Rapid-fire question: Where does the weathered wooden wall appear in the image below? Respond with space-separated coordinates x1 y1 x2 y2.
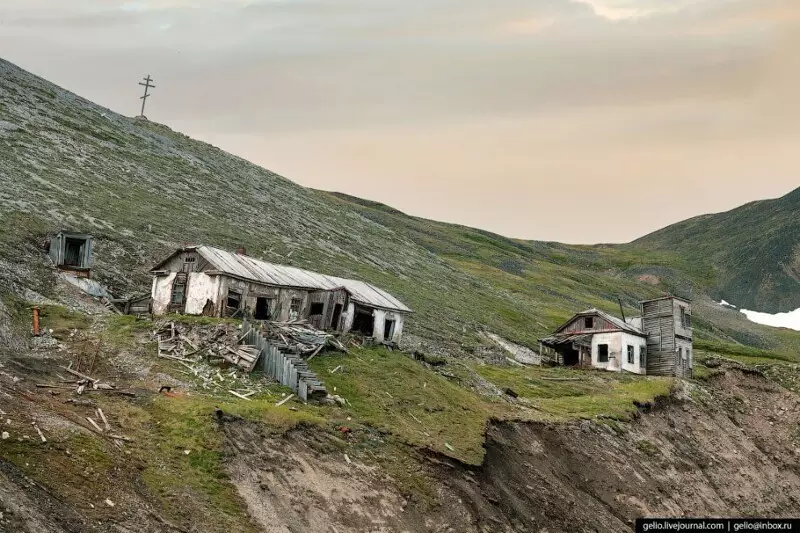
641 297 693 377
559 314 618 334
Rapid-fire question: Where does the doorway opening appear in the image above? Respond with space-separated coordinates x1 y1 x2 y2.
330 303 343 330
352 309 374 336
383 319 395 341
64 238 86 267
254 297 271 320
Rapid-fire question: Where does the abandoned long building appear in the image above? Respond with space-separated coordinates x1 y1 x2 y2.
540 295 693 377
150 245 412 343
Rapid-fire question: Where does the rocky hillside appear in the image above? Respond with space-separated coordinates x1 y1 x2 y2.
1 55 799 358
633 186 800 314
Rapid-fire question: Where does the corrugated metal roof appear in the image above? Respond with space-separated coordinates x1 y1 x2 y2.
195 245 412 313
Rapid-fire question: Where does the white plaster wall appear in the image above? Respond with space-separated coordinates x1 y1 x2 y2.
592 332 622 371
391 314 405 343
620 332 647 375
592 332 648 374
372 309 387 342
342 302 356 333
185 273 221 315
151 273 176 315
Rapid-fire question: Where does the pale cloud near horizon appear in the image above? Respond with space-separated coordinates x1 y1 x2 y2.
1 0 798 242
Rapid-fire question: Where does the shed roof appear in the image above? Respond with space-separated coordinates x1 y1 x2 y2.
540 333 593 347
152 245 412 314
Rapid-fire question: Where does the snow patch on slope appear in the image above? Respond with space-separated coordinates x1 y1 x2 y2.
740 308 800 332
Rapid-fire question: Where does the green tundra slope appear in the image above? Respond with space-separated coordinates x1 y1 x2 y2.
1 56 798 357
632 187 800 314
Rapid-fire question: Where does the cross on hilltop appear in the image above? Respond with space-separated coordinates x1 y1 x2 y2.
137 75 155 119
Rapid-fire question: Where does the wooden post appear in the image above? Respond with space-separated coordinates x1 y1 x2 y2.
32 306 41 337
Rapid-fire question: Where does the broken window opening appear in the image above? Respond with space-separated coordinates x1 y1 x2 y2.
584 316 594 329
254 297 272 320
352 310 374 336
680 307 691 329
63 238 86 267
330 303 343 330
640 345 647 368
226 291 242 311
384 319 395 341
597 344 609 363
627 345 635 365
309 303 324 316
289 298 302 320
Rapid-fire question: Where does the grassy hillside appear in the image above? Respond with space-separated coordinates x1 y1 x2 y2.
633 187 800 313
1 56 799 358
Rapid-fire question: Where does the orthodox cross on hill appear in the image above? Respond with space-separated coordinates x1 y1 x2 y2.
138 74 156 117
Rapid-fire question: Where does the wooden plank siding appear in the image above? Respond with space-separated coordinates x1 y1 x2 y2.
641 297 692 377
558 314 621 335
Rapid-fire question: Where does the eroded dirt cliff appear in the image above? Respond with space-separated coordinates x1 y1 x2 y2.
219 365 800 533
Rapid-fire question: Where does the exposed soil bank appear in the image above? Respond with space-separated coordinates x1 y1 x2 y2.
225 366 800 533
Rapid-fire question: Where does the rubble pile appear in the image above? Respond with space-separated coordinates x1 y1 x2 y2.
155 321 260 371
257 319 348 357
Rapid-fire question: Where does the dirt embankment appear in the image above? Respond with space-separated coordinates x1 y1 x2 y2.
225 366 800 533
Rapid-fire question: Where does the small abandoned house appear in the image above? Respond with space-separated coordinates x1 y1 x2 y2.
540 296 693 377
149 245 412 343
48 232 93 278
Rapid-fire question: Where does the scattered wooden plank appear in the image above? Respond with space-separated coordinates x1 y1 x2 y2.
97 409 111 431
275 394 294 407
329 365 342 374
107 434 134 442
86 417 104 433
306 344 324 362
444 443 456 452
62 367 97 383
228 390 252 401
34 424 46 443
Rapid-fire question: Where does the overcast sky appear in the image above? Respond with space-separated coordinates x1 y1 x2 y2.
1 0 798 243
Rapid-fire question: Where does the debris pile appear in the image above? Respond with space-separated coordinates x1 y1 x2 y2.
155 321 260 371
151 320 274 396
258 320 347 358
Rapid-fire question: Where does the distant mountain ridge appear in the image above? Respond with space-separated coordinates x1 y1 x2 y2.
632 186 800 313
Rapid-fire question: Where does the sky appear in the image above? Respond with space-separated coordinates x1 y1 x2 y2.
1 0 799 243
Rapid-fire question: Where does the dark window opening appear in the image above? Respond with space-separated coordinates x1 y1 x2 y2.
64 238 86 267
584 316 594 329
310 302 324 316
640 345 647 368
384 319 395 340
627 345 635 365
226 291 242 310
352 310 374 336
597 344 609 363
254 297 272 320
330 303 343 330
